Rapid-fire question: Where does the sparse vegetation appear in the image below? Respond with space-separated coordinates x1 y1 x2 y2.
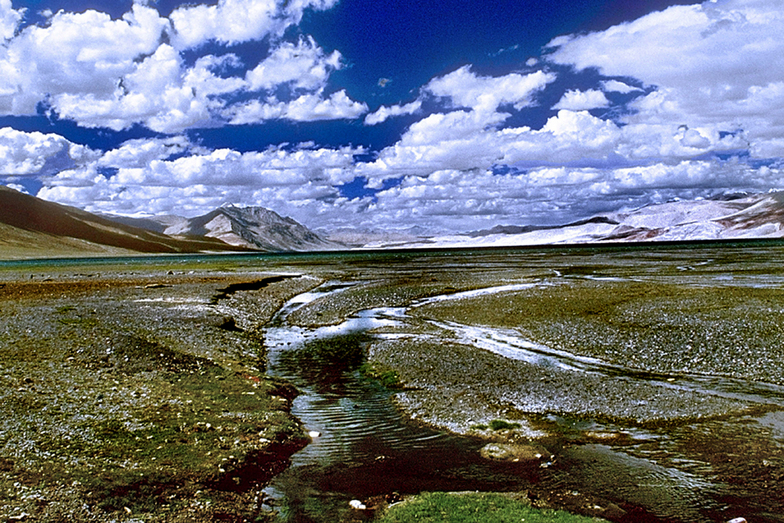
4 246 784 522
278 332 372 387
489 419 521 431
469 419 522 432
0 270 312 521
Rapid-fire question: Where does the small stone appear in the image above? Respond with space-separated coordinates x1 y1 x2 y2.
349 499 366 510
479 442 551 463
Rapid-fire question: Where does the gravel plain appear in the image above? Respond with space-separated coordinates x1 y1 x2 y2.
0 264 319 522
2 245 784 522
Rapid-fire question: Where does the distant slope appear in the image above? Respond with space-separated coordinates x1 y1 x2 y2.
0 186 250 259
0 221 141 260
124 205 343 252
99 213 188 234
597 192 784 242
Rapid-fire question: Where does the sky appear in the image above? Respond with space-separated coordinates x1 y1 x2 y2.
1 0 783 234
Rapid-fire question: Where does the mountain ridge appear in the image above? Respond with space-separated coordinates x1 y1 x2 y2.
118 205 342 252
4 187 784 260
0 186 250 259
364 192 784 250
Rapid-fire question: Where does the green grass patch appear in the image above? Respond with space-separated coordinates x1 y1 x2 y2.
278 332 372 386
296 332 371 366
470 419 522 432
55 304 97 326
60 355 305 514
489 419 521 431
56 305 77 313
57 316 98 326
376 492 608 523
359 362 403 389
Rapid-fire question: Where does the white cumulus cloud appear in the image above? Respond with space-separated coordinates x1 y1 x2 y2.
0 0 23 40
426 65 556 114
228 90 367 125
552 89 610 111
169 0 338 49
364 100 422 125
50 44 229 132
97 137 196 169
601 80 642 94
548 0 784 159
0 4 167 116
0 127 97 176
246 36 342 91
0 1 359 131
37 141 363 222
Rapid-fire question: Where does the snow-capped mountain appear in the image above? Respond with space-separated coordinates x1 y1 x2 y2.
5 186 784 260
151 205 342 252
362 192 784 250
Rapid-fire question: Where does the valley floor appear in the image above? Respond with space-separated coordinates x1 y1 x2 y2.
1 245 783 522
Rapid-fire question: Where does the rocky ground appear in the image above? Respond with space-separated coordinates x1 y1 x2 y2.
257 246 784 522
2 246 783 522
0 266 320 522
363 277 784 434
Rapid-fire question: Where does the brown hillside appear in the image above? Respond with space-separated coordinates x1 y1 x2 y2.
0 186 253 256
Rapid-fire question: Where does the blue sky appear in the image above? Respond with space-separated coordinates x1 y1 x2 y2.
1 0 782 234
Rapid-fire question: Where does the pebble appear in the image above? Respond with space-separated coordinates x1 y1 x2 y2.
349 499 366 510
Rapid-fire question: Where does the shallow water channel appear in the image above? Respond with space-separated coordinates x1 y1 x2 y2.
257 251 784 523
261 284 553 522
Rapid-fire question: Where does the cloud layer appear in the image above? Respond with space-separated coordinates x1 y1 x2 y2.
2 0 784 234
0 0 359 132
548 0 784 157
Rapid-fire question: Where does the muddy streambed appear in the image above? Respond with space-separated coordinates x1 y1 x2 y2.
254 247 784 523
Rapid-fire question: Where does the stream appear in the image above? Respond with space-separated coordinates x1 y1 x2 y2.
261 283 554 522
259 279 784 523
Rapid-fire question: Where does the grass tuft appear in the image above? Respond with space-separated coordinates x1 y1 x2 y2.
359 361 403 389
470 419 522 431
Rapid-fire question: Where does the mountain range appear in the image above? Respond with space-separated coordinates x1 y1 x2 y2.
2 186 784 260
363 191 784 249
0 186 337 259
